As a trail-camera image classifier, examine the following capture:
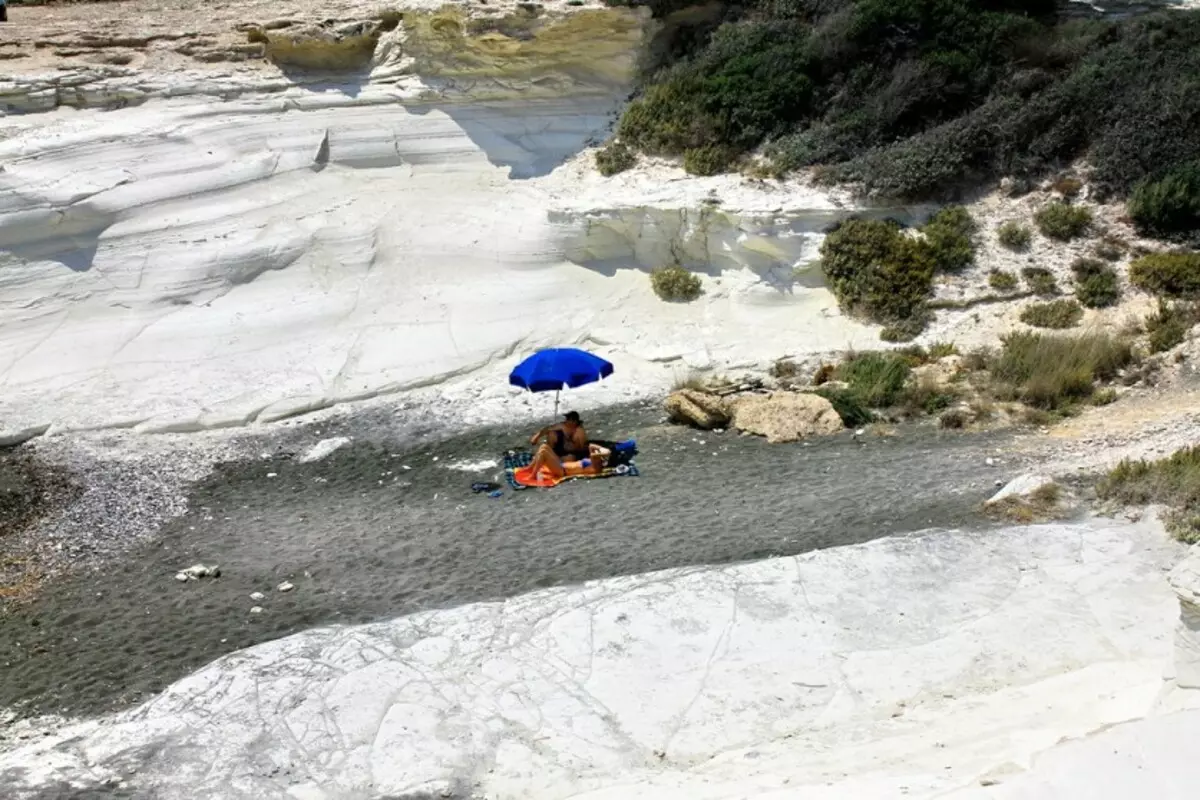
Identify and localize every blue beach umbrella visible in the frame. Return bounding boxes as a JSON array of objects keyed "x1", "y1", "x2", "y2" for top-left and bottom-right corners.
[{"x1": 509, "y1": 347, "x2": 614, "y2": 416}]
